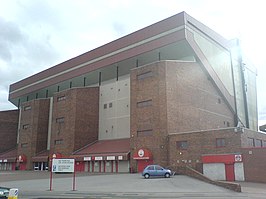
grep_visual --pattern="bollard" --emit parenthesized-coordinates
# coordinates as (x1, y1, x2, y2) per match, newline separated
(8, 188, 18, 199)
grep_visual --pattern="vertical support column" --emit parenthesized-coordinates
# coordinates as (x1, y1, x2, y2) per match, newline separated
(99, 72, 102, 86)
(47, 97, 53, 150)
(16, 107, 22, 144)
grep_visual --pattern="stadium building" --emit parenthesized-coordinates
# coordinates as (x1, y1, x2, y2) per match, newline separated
(1, 11, 266, 182)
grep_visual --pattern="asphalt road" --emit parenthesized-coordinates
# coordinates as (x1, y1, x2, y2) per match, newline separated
(0, 171, 266, 199)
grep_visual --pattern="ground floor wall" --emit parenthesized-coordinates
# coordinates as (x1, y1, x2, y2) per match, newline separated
(242, 147, 266, 183)
(32, 160, 130, 173)
(76, 160, 129, 173)
(0, 162, 16, 171)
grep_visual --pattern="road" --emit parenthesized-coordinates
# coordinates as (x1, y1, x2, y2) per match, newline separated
(0, 171, 266, 198)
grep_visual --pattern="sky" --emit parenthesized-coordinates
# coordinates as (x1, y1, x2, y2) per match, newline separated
(0, 0, 265, 126)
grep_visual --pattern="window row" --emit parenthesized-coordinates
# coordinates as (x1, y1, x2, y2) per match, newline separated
(21, 117, 64, 130)
(104, 102, 113, 109)
(176, 138, 226, 150)
(248, 137, 266, 147)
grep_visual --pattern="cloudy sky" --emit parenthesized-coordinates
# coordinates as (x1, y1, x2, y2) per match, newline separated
(0, 0, 265, 126)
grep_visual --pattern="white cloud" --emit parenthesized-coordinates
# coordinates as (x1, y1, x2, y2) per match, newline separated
(0, 0, 265, 125)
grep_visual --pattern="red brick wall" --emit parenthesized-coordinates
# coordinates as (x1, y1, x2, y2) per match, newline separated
(130, 61, 169, 169)
(50, 87, 99, 156)
(242, 148, 266, 183)
(165, 61, 235, 133)
(241, 129, 266, 147)
(18, 99, 50, 169)
(0, 110, 19, 152)
(168, 129, 242, 169)
(130, 60, 235, 171)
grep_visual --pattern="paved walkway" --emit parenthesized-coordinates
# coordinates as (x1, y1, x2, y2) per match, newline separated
(0, 171, 266, 198)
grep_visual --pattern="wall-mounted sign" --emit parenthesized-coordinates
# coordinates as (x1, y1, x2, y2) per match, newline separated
(235, 154, 242, 162)
(138, 149, 144, 157)
(107, 156, 115, 160)
(84, 157, 91, 161)
(95, 156, 103, 161)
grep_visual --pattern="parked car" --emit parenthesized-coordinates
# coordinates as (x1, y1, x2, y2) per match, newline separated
(0, 187, 10, 198)
(142, 165, 172, 179)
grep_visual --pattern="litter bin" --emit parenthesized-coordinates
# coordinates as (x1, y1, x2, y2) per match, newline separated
(8, 188, 18, 199)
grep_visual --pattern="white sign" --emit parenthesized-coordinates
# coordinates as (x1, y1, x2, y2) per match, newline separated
(84, 157, 91, 161)
(118, 156, 123, 160)
(107, 156, 115, 160)
(95, 156, 103, 161)
(3, 159, 7, 163)
(138, 149, 144, 157)
(235, 154, 242, 162)
(52, 159, 75, 173)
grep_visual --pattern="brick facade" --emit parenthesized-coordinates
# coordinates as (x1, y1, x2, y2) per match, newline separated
(242, 148, 266, 183)
(17, 99, 50, 169)
(130, 61, 169, 169)
(130, 60, 236, 171)
(168, 129, 242, 170)
(0, 110, 18, 153)
(50, 87, 99, 156)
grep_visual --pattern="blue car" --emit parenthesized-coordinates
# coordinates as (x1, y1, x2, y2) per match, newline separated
(142, 165, 172, 179)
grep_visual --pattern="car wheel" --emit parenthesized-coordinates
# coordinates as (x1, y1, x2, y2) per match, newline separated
(165, 173, 170, 178)
(144, 173, 150, 179)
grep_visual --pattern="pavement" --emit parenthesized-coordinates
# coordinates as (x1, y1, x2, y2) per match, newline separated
(0, 171, 266, 198)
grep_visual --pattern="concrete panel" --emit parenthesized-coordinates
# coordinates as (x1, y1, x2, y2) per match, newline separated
(234, 162, 245, 181)
(203, 163, 225, 181)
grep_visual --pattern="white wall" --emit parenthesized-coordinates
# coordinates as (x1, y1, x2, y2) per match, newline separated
(234, 162, 245, 181)
(99, 75, 130, 140)
(203, 163, 226, 181)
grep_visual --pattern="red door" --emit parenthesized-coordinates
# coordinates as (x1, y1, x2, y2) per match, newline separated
(137, 160, 153, 172)
(19, 163, 27, 170)
(225, 164, 235, 181)
(75, 162, 85, 172)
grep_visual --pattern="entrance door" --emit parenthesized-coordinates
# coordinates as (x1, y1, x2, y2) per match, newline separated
(137, 160, 153, 172)
(225, 164, 235, 181)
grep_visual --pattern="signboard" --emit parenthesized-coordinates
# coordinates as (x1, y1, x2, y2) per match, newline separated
(52, 159, 75, 173)
(107, 156, 115, 160)
(95, 156, 103, 161)
(84, 157, 91, 161)
(235, 154, 242, 162)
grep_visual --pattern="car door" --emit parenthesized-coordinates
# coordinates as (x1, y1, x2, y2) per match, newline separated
(155, 165, 164, 176)
(147, 165, 156, 176)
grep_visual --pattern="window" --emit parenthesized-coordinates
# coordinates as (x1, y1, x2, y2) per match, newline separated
(137, 71, 153, 80)
(248, 138, 255, 147)
(56, 117, 64, 123)
(21, 143, 28, 148)
(54, 139, 63, 145)
(22, 124, 30, 129)
(263, 141, 266, 147)
(137, 100, 152, 108)
(109, 102, 113, 108)
(24, 106, 31, 111)
(137, 129, 153, 137)
(57, 95, 66, 102)
(176, 141, 188, 149)
(104, 104, 107, 109)
(147, 166, 154, 170)
(216, 138, 226, 147)
(255, 139, 263, 147)
(155, 165, 163, 170)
